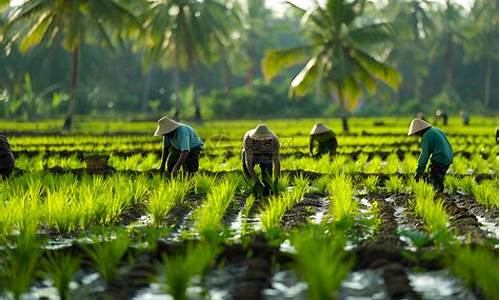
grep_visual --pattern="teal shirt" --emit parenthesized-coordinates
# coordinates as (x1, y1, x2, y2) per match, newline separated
(416, 127, 453, 176)
(163, 124, 203, 151)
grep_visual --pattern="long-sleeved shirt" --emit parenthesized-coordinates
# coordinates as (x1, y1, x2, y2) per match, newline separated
(242, 131, 280, 165)
(310, 131, 337, 156)
(416, 127, 453, 176)
(163, 124, 203, 152)
(0, 134, 15, 169)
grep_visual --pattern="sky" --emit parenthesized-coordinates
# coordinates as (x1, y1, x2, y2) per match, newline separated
(266, 0, 475, 13)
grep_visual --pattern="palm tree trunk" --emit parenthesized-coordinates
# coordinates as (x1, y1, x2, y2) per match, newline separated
(63, 46, 79, 131)
(173, 67, 181, 120)
(141, 70, 152, 113)
(444, 31, 453, 86)
(188, 59, 201, 122)
(484, 61, 492, 108)
(331, 89, 349, 132)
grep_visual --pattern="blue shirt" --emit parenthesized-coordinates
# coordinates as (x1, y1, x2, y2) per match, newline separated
(163, 124, 203, 151)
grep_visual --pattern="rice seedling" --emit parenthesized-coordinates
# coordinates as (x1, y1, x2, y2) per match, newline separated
(384, 153, 400, 174)
(385, 176, 404, 194)
(411, 181, 449, 238)
(459, 176, 477, 195)
(313, 175, 331, 194)
(364, 156, 382, 174)
(260, 176, 309, 232)
(363, 175, 379, 194)
(193, 175, 240, 235)
(401, 154, 417, 175)
(194, 173, 218, 196)
(159, 241, 219, 300)
(0, 226, 42, 300)
(82, 229, 131, 281)
(42, 252, 81, 300)
(290, 225, 353, 300)
(444, 176, 460, 194)
(446, 246, 498, 300)
(328, 176, 357, 222)
(240, 194, 255, 237)
(260, 196, 288, 232)
(472, 180, 499, 208)
(148, 176, 193, 226)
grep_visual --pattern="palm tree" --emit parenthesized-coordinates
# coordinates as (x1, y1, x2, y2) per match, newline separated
(4, 0, 138, 130)
(462, 0, 498, 108)
(140, 0, 239, 121)
(262, 0, 400, 132)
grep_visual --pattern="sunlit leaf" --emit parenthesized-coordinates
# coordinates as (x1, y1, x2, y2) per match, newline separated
(262, 45, 311, 81)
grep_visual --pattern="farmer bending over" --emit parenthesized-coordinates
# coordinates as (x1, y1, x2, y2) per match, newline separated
(155, 117, 203, 177)
(242, 124, 281, 196)
(408, 118, 453, 193)
(309, 123, 337, 158)
(0, 133, 15, 178)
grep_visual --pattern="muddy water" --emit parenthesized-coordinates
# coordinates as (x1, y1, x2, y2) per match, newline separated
(339, 269, 389, 300)
(408, 270, 477, 300)
(263, 270, 307, 300)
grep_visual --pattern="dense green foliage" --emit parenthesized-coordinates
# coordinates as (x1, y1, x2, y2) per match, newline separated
(0, 0, 497, 122)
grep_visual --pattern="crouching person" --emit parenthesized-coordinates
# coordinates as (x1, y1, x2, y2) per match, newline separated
(242, 124, 281, 196)
(155, 117, 203, 177)
(0, 133, 15, 178)
(408, 118, 453, 193)
(309, 123, 337, 158)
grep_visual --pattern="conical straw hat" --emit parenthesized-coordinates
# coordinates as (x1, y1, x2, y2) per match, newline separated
(248, 124, 277, 140)
(154, 117, 181, 136)
(310, 123, 331, 135)
(407, 118, 431, 136)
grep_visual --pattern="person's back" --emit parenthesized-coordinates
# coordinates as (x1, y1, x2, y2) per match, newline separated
(421, 127, 453, 166)
(0, 133, 15, 178)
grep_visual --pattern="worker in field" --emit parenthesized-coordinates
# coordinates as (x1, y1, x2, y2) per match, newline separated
(434, 109, 448, 126)
(242, 124, 281, 196)
(155, 117, 203, 177)
(309, 123, 337, 158)
(460, 110, 470, 126)
(408, 118, 453, 193)
(0, 133, 15, 178)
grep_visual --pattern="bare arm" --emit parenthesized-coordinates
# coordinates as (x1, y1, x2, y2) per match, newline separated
(245, 153, 258, 183)
(309, 137, 314, 156)
(172, 150, 189, 176)
(159, 145, 168, 173)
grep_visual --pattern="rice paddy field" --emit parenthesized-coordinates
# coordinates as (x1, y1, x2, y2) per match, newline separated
(1, 117, 498, 300)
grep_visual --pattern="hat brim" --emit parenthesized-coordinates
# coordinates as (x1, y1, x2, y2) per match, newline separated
(154, 123, 180, 136)
(248, 129, 276, 140)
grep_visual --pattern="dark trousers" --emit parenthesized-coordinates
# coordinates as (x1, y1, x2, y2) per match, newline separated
(0, 167, 13, 179)
(167, 147, 201, 175)
(242, 153, 273, 193)
(426, 161, 449, 193)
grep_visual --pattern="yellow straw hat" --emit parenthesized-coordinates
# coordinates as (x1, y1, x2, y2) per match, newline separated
(154, 117, 181, 136)
(407, 118, 432, 136)
(248, 124, 277, 140)
(310, 123, 331, 135)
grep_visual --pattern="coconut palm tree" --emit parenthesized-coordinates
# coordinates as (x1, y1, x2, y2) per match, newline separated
(462, 0, 498, 108)
(4, 0, 138, 130)
(262, 0, 400, 132)
(140, 0, 239, 121)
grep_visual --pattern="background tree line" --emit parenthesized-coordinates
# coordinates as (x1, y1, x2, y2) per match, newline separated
(0, 0, 497, 130)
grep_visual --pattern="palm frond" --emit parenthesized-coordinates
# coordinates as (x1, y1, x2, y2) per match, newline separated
(262, 45, 311, 81)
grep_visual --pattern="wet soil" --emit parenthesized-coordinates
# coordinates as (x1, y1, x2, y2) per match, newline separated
(355, 196, 440, 300)
(280, 194, 325, 229)
(440, 194, 490, 244)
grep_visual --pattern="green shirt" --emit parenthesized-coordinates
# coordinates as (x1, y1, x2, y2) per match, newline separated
(163, 124, 203, 152)
(416, 127, 453, 176)
(310, 131, 337, 156)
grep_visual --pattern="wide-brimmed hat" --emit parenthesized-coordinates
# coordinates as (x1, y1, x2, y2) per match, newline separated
(310, 123, 332, 135)
(154, 117, 181, 136)
(248, 124, 277, 140)
(407, 118, 431, 136)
